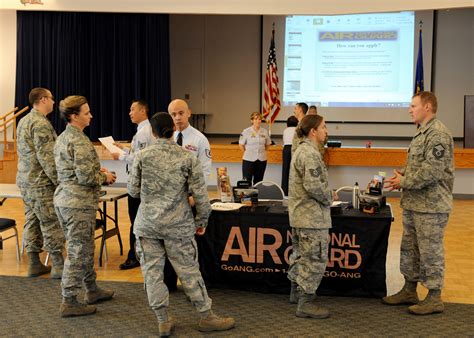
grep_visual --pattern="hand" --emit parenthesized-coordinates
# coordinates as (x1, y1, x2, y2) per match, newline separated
(333, 191, 339, 201)
(196, 226, 206, 236)
(105, 171, 116, 185)
(100, 167, 108, 173)
(111, 152, 121, 160)
(188, 195, 195, 207)
(113, 142, 124, 149)
(384, 169, 402, 191)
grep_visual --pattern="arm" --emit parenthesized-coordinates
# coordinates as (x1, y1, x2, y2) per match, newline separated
(265, 129, 271, 151)
(73, 140, 107, 186)
(239, 132, 246, 152)
(400, 132, 453, 190)
(32, 123, 58, 185)
(188, 157, 211, 230)
(127, 153, 142, 198)
(300, 153, 333, 207)
(197, 136, 212, 181)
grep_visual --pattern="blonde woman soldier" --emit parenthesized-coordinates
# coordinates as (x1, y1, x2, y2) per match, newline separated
(54, 95, 116, 317)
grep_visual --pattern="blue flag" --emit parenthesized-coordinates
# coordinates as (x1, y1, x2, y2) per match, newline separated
(414, 28, 424, 94)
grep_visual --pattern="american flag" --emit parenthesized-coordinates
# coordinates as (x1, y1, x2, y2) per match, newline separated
(263, 27, 281, 123)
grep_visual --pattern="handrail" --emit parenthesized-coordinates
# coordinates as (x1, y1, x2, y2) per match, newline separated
(0, 107, 29, 132)
(0, 107, 18, 121)
(1, 106, 29, 157)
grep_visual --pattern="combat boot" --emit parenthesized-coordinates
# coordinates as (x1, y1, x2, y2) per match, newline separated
(158, 317, 174, 337)
(60, 296, 96, 317)
(84, 286, 115, 304)
(408, 289, 444, 315)
(27, 252, 51, 277)
(289, 282, 299, 304)
(296, 293, 330, 319)
(50, 252, 64, 279)
(198, 310, 235, 332)
(382, 280, 419, 305)
(154, 308, 174, 337)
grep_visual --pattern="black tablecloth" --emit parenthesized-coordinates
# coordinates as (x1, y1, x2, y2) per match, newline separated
(196, 203, 392, 298)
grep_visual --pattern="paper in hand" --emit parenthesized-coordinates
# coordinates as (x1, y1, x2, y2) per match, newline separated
(99, 136, 125, 156)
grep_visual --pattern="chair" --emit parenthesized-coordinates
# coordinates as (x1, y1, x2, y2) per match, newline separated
(253, 181, 285, 200)
(0, 218, 21, 262)
(95, 215, 108, 266)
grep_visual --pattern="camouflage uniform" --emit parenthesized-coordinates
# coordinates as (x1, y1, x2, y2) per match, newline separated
(399, 118, 454, 289)
(16, 108, 65, 254)
(287, 138, 333, 294)
(128, 138, 212, 314)
(54, 124, 107, 298)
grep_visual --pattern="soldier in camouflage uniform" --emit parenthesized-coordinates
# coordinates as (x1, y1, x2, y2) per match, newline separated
(128, 112, 235, 336)
(16, 88, 65, 278)
(288, 114, 333, 319)
(54, 96, 116, 317)
(383, 91, 454, 315)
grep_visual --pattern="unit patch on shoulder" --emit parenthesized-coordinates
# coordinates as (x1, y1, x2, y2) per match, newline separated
(432, 144, 445, 159)
(309, 168, 322, 177)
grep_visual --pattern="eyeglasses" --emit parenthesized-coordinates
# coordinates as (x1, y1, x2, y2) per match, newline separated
(42, 95, 54, 101)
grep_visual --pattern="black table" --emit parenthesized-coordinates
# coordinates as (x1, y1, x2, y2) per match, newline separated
(196, 203, 393, 298)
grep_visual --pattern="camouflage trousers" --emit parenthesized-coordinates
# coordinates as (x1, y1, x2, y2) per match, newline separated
(287, 228, 329, 294)
(136, 236, 212, 313)
(401, 210, 449, 289)
(20, 186, 65, 254)
(55, 207, 97, 298)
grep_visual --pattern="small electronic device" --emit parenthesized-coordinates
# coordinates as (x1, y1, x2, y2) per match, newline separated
(367, 174, 384, 195)
(359, 194, 386, 213)
(326, 140, 342, 148)
(233, 188, 258, 205)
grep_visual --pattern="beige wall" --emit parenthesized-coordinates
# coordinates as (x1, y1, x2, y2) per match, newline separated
(434, 8, 474, 137)
(0, 10, 17, 117)
(170, 15, 261, 135)
(1, 0, 472, 15)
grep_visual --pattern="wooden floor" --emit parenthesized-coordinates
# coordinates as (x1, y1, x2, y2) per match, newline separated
(1, 196, 473, 304)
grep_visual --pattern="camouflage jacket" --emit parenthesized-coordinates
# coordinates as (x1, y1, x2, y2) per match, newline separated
(128, 139, 211, 239)
(289, 138, 333, 229)
(400, 118, 454, 213)
(54, 124, 106, 209)
(16, 109, 58, 188)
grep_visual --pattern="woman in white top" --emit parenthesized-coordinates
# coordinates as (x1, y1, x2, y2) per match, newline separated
(281, 115, 299, 195)
(239, 112, 272, 186)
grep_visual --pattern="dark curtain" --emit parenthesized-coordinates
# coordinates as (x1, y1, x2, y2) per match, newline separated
(15, 11, 170, 140)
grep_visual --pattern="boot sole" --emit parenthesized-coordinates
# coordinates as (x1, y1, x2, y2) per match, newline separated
(296, 311, 330, 319)
(408, 307, 444, 315)
(61, 309, 97, 318)
(198, 323, 235, 332)
(381, 299, 418, 305)
(85, 293, 115, 305)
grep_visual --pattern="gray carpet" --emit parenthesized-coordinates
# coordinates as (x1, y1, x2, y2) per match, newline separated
(1, 275, 473, 337)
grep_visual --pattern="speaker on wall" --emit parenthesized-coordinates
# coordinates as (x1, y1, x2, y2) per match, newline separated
(464, 95, 474, 148)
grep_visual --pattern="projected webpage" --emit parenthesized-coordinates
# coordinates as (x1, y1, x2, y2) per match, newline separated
(283, 12, 415, 108)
